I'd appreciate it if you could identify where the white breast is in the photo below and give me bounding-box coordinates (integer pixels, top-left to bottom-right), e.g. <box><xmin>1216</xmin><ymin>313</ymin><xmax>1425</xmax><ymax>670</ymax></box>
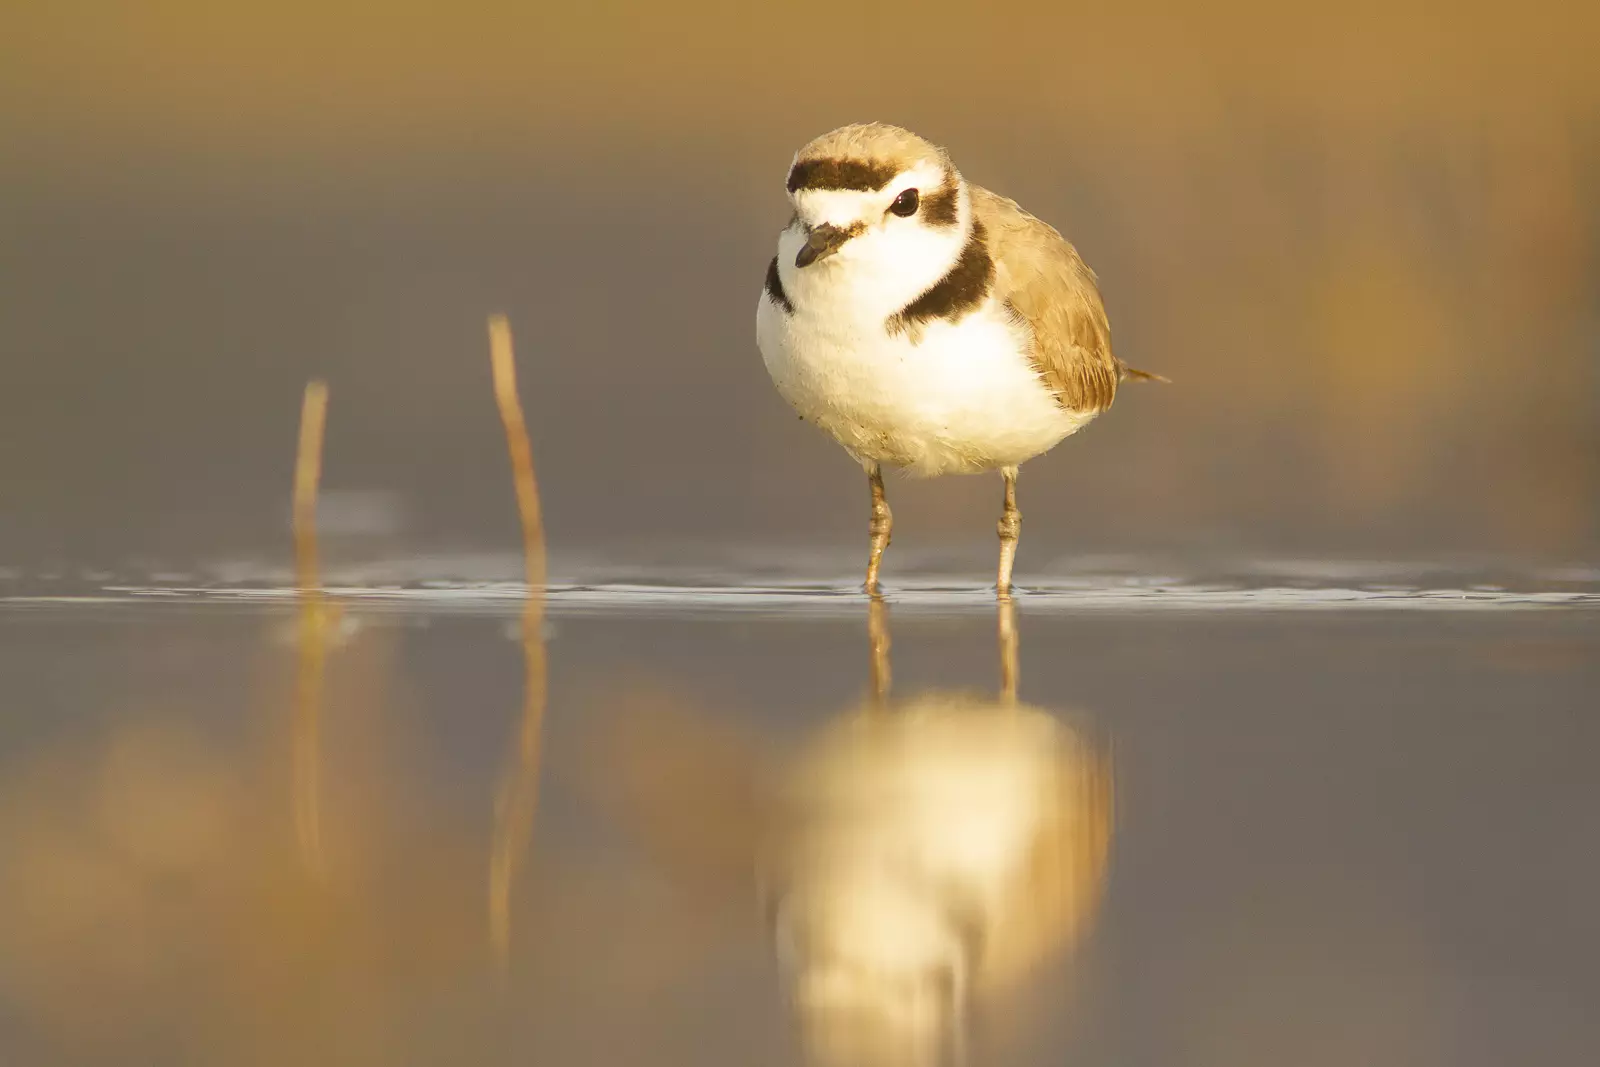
<box><xmin>757</xmin><ymin>251</ymin><xmax>1093</xmax><ymax>478</ymax></box>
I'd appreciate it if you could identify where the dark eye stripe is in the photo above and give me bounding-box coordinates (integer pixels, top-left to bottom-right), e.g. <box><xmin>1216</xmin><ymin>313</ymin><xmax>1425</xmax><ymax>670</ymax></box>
<box><xmin>786</xmin><ymin>157</ymin><xmax>902</xmax><ymax>193</ymax></box>
<box><xmin>919</xmin><ymin>174</ymin><xmax>960</xmax><ymax>227</ymax></box>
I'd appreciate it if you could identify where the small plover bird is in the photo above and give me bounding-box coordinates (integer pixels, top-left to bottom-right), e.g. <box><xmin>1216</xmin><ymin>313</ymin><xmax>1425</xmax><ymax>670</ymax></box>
<box><xmin>757</xmin><ymin>123</ymin><xmax>1164</xmax><ymax>595</ymax></box>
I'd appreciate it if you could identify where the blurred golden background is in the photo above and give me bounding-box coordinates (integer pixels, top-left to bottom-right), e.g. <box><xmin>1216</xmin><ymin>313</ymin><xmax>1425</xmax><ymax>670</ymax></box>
<box><xmin>2</xmin><ymin>1</ymin><xmax>1596</xmax><ymax>564</ymax></box>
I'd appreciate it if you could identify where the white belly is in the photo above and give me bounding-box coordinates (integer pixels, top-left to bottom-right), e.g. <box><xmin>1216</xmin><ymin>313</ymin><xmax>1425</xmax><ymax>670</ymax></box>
<box><xmin>757</xmin><ymin>292</ymin><xmax>1092</xmax><ymax>477</ymax></box>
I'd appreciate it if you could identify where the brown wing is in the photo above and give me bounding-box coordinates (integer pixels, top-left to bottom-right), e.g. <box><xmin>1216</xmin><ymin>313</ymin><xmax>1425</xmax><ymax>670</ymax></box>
<box><xmin>972</xmin><ymin>185</ymin><xmax>1122</xmax><ymax>414</ymax></box>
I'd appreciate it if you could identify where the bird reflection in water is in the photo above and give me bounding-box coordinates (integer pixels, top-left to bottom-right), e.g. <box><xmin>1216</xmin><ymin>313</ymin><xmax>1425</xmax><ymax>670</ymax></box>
<box><xmin>766</xmin><ymin>599</ymin><xmax>1113</xmax><ymax>1066</ymax></box>
<box><xmin>588</xmin><ymin>598</ymin><xmax>1114</xmax><ymax>1067</ymax></box>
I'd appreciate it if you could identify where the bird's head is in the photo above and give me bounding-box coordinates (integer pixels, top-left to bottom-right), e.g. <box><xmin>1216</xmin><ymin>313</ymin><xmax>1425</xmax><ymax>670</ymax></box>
<box><xmin>778</xmin><ymin>123</ymin><xmax>970</xmax><ymax>304</ymax></box>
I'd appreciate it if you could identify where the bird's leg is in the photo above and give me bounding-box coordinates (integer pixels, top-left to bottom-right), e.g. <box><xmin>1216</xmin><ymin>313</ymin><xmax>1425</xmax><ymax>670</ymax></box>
<box><xmin>865</xmin><ymin>464</ymin><xmax>893</xmax><ymax>595</ymax></box>
<box><xmin>996</xmin><ymin>466</ymin><xmax>1021</xmax><ymax>597</ymax></box>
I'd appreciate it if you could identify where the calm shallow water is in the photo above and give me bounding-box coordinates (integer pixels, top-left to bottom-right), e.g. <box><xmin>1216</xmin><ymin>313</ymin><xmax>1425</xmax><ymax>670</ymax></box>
<box><xmin>1</xmin><ymin>565</ymin><xmax>1597</xmax><ymax>1066</ymax></box>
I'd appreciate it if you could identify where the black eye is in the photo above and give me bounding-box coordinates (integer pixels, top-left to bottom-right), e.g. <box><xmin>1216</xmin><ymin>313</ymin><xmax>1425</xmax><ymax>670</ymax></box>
<box><xmin>889</xmin><ymin>188</ymin><xmax>920</xmax><ymax>217</ymax></box>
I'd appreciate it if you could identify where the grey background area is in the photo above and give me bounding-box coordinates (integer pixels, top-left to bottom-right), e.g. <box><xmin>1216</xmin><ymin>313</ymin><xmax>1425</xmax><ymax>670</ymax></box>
<box><xmin>3</xmin><ymin>4</ymin><xmax>1597</xmax><ymax>567</ymax></box>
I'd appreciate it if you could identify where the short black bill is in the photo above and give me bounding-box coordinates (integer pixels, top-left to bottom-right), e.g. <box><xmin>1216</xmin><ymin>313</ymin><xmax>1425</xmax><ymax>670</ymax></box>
<box><xmin>795</xmin><ymin>223</ymin><xmax>853</xmax><ymax>268</ymax></box>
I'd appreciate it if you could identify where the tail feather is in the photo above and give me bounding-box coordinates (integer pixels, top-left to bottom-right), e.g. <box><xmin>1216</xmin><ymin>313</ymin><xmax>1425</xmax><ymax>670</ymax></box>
<box><xmin>1119</xmin><ymin>364</ymin><xmax>1170</xmax><ymax>384</ymax></box>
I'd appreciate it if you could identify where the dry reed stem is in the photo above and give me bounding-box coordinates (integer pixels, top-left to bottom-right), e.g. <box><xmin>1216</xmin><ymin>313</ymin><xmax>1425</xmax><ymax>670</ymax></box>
<box><xmin>292</xmin><ymin>380</ymin><xmax>332</xmax><ymax>877</ymax></box>
<box><xmin>485</xmin><ymin>314</ymin><xmax>549</xmax><ymax>977</ymax></box>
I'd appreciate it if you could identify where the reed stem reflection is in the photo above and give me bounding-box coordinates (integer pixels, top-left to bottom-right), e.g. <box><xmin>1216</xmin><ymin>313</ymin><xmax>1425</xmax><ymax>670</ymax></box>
<box><xmin>485</xmin><ymin>314</ymin><xmax>550</xmax><ymax>978</ymax></box>
<box><xmin>291</xmin><ymin>379</ymin><xmax>332</xmax><ymax>877</ymax></box>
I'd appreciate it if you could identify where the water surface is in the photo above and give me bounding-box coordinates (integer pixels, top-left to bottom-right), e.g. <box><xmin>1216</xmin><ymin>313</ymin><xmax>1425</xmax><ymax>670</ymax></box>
<box><xmin>1</xmin><ymin>564</ymin><xmax>1596</xmax><ymax>1065</ymax></box>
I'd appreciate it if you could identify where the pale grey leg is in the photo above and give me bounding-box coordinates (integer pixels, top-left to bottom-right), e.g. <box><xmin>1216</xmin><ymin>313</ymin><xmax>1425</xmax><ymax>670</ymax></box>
<box><xmin>996</xmin><ymin>466</ymin><xmax>1021</xmax><ymax>597</ymax></box>
<box><xmin>865</xmin><ymin>464</ymin><xmax>893</xmax><ymax>595</ymax></box>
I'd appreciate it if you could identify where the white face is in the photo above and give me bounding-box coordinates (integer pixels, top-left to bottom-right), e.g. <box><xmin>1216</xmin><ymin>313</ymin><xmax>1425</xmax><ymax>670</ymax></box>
<box><xmin>780</xmin><ymin>159</ymin><xmax>969</xmax><ymax>315</ymax></box>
